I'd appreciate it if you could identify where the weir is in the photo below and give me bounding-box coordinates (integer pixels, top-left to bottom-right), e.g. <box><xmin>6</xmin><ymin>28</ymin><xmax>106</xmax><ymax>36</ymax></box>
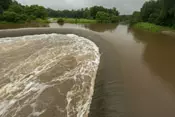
<box><xmin>0</xmin><ymin>28</ymin><xmax>125</xmax><ymax>117</ymax></box>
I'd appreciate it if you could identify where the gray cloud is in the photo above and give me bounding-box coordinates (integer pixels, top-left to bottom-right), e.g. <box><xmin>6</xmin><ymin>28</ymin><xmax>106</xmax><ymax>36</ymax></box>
<box><xmin>16</xmin><ymin>0</ymin><xmax>148</xmax><ymax>14</ymax></box>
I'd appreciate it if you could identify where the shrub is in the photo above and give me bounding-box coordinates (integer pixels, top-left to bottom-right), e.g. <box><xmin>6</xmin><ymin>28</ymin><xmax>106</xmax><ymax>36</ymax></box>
<box><xmin>2</xmin><ymin>11</ymin><xmax>19</xmax><ymax>22</ymax></box>
<box><xmin>110</xmin><ymin>15</ymin><xmax>119</xmax><ymax>23</ymax></box>
<box><xmin>57</xmin><ymin>18</ymin><xmax>64</xmax><ymax>23</ymax></box>
<box><xmin>27</xmin><ymin>15</ymin><xmax>37</xmax><ymax>22</ymax></box>
<box><xmin>96</xmin><ymin>11</ymin><xmax>110</xmax><ymax>23</ymax></box>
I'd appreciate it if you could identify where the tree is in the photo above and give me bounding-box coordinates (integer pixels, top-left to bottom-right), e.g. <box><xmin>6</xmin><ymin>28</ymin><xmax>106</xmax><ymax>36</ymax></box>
<box><xmin>90</xmin><ymin>6</ymin><xmax>107</xmax><ymax>19</ymax></box>
<box><xmin>140</xmin><ymin>0</ymin><xmax>175</xmax><ymax>26</ymax></box>
<box><xmin>25</xmin><ymin>5</ymin><xmax>48</xmax><ymax>19</ymax></box>
<box><xmin>110</xmin><ymin>15</ymin><xmax>119</xmax><ymax>23</ymax></box>
<box><xmin>130</xmin><ymin>11</ymin><xmax>141</xmax><ymax>25</ymax></box>
<box><xmin>83</xmin><ymin>8</ymin><xmax>91</xmax><ymax>19</ymax></box>
<box><xmin>0</xmin><ymin>0</ymin><xmax>12</xmax><ymax>12</ymax></box>
<box><xmin>8</xmin><ymin>1</ymin><xmax>24</xmax><ymax>14</ymax></box>
<box><xmin>2</xmin><ymin>11</ymin><xmax>19</xmax><ymax>22</ymax></box>
<box><xmin>96</xmin><ymin>11</ymin><xmax>110</xmax><ymax>23</ymax></box>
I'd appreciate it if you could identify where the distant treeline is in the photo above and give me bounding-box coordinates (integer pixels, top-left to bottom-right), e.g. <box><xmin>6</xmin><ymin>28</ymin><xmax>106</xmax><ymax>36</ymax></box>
<box><xmin>0</xmin><ymin>0</ymin><xmax>48</xmax><ymax>23</ymax></box>
<box><xmin>130</xmin><ymin>0</ymin><xmax>175</xmax><ymax>28</ymax></box>
<box><xmin>48</xmin><ymin>6</ymin><xmax>120</xmax><ymax>23</ymax></box>
<box><xmin>0</xmin><ymin>0</ymin><xmax>120</xmax><ymax>23</ymax></box>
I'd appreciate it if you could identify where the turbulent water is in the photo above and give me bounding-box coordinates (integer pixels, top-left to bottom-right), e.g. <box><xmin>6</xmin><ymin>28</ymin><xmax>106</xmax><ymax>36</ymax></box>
<box><xmin>0</xmin><ymin>34</ymin><xmax>100</xmax><ymax>117</ymax></box>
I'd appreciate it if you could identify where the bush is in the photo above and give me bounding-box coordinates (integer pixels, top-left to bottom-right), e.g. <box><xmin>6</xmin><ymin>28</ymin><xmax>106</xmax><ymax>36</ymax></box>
<box><xmin>110</xmin><ymin>15</ymin><xmax>119</xmax><ymax>23</ymax></box>
<box><xmin>2</xmin><ymin>11</ymin><xmax>19</xmax><ymax>22</ymax></box>
<box><xmin>134</xmin><ymin>22</ymin><xmax>163</xmax><ymax>32</ymax></box>
<box><xmin>36</xmin><ymin>18</ymin><xmax>49</xmax><ymax>23</ymax></box>
<box><xmin>0</xmin><ymin>14</ymin><xmax>3</xmax><ymax>21</ymax></box>
<box><xmin>57</xmin><ymin>18</ymin><xmax>64</xmax><ymax>23</ymax></box>
<box><xmin>96</xmin><ymin>11</ymin><xmax>110</xmax><ymax>23</ymax></box>
<box><xmin>27</xmin><ymin>15</ymin><xmax>37</xmax><ymax>21</ymax></box>
<box><xmin>2</xmin><ymin>11</ymin><xmax>29</xmax><ymax>22</ymax></box>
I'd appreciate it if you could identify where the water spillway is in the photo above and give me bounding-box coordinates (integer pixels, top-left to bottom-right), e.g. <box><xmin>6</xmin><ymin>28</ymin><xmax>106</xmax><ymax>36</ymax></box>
<box><xmin>0</xmin><ymin>28</ymin><xmax>125</xmax><ymax>117</ymax></box>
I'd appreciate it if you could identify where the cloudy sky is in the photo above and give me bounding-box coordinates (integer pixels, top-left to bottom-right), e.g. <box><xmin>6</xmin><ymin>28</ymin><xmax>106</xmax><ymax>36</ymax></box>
<box><xmin>16</xmin><ymin>0</ymin><xmax>148</xmax><ymax>14</ymax></box>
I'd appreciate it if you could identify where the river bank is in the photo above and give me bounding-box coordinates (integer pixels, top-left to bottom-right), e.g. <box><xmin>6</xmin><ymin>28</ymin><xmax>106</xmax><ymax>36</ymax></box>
<box><xmin>55</xmin><ymin>18</ymin><xmax>97</xmax><ymax>24</ymax></box>
<box><xmin>0</xmin><ymin>19</ymin><xmax>49</xmax><ymax>29</ymax></box>
<box><xmin>133</xmin><ymin>22</ymin><xmax>175</xmax><ymax>37</ymax></box>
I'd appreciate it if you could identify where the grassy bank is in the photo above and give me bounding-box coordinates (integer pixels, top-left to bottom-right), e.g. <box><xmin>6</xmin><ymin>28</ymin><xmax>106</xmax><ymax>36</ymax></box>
<box><xmin>56</xmin><ymin>18</ymin><xmax>97</xmax><ymax>24</ymax></box>
<box><xmin>133</xmin><ymin>22</ymin><xmax>175</xmax><ymax>33</ymax></box>
<box><xmin>0</xmin><ymin>19</ymin><xmax>49</xmax><ymax>29</ymax></box>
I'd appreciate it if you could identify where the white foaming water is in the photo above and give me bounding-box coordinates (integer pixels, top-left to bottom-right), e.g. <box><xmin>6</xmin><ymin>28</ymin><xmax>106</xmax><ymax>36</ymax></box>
<box><xmin>0</xmin><ymin>34</ymin><xmax>100</xmax><ymax>117</ymax></box>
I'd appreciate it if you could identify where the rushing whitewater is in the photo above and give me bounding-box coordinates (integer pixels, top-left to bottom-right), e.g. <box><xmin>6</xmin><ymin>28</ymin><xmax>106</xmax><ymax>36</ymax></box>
<box><xmin>0</xmin><ymin>34</ymin><xmax>100</xmax><ymax>117</ymax></box>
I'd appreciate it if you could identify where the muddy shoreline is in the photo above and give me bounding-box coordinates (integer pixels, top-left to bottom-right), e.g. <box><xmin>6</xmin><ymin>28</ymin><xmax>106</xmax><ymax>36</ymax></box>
<box><xmin>0</xmin><ymin>28</ymin><xmax>125</xmax><ymax>117</ymax></box>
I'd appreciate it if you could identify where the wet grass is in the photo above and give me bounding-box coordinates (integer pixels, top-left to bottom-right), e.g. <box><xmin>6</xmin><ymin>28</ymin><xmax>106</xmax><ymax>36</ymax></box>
<box><xmin>56</xmin><ymin>18</ymin><xmax>97</xmax><ymax>24</ymax></box>
<box><xmin>133</xmin><ymin>22</ymin><xmax>164</xmax><ymax>32</ymax></box>
<box><xmin>133</xmin><ymin>22</ymin><xmax>175</xmax><ymax>33</ymax></box>
<box><xmin>0</xmin><ymin>19</ymin><xmax>49</xmax><ymax>29</ymax></box>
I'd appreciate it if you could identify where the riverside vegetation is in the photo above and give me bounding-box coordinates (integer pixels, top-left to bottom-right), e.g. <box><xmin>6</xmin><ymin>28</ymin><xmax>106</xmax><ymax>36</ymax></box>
<box><xmin>0</xmin><ymin>0</ymin><xmax>120</xmax><ymax>27</ymax></box>
<box><xmin>1</xmin><ymin>0</ymin><xmax>175</xmax><ymax>33</ymax></box>
<box><xmin>128</xmin><ymin>0</ymin><xmax>175</xmax><ymax>32</ymax></box>
<box><xmin>0</xmin><ymin>0</ymin><xmax>49</xmax><ymax>27</ymax></box>
<box><xmin>49</xmin><ymin>6</ymin><xmax>120</xmax><ymax>23</ymax></box>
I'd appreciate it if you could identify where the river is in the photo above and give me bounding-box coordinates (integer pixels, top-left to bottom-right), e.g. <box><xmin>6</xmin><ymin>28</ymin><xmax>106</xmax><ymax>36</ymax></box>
<box><xmin>0</xmin><ymin>23</ymin><xmax>175</xmax><ymax>117</ymax></box>
<box><xmin>50</xmin><ymin>23</ymin><xmax>175</xmax><ymax>117</ymax></box>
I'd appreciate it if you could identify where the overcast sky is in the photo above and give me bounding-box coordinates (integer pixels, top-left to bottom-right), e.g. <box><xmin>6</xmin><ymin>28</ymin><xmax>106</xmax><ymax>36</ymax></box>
<box><xmin>16</xmin><ymin>0</ymin><xmax>148</xmax><ymax>14</ymax></box>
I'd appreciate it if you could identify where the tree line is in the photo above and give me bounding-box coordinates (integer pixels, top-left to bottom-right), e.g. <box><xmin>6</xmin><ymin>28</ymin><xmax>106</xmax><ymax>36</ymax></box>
<box><xmin>0</xmin><ymin>0</ymin><xmax>48</xmax><ymax>23</ymax></box>
<box><xmin>48</xmin><ymin>6</ymin><xmax>120</xmax><ymax>23</ymax></box>
<box><xmin>0</xmin><ymin>0</ymin><xmax>120</xmax><ymax>23</ymax></box>
<box><xmin>131</xmin><ymin>0</ymin><xmax>175</xmax><ymax>28</ymax></box>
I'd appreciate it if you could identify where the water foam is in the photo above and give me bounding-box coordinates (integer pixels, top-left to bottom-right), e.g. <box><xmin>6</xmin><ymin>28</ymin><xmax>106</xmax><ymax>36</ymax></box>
<box><xmin>0</xmin><ymin>34</ymin><xmax>100</xmax><ymax>117</ymax></box>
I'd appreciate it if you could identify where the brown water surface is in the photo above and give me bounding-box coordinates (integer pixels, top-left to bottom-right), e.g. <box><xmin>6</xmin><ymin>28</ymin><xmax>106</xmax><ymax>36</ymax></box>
<box><xmin>1</xmin><ymin>23</ymin><xmax>175</xmax><ymax>117</ymax></box>
<box><xmin>49</xmin><ymin>23</ymin><xmax>175</xmax><ymax>117</ymax></box>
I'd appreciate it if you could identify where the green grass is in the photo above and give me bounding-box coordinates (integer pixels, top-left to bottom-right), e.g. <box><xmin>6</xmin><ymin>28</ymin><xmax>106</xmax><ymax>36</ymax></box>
<box><xmin>57</xmin><ymin>18</ymin><xmax>97</xmax><ymax>24</ymax></box>
<box><xmin>35</xmin><ymin>18</ymin><xmax>50</xmax><ymax>24</ymax></box>
<box><xmin>0</xmin><ymin>19</ymin><xmax>50</xmax><ymax>29</ymax></box>
<box><xmin>0</xmin><ymin>18</ymin><xmax>50</xmax><ymax>24</ymax></box>
<box><xmin>133</xmin><ymin>22</ymin><xmax>164</xmax><ymax>32</ymax></box>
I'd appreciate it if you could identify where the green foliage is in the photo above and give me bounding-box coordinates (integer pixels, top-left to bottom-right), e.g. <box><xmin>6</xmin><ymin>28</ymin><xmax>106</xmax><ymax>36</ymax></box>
<box><xmin>2</xmin><ymin>11</ymin><xmax>19</xmax><ymax>22</ymax></box>
<box><xmin>47</xmin><ymin>6</ymin><xmax>119</xmax><ymax>21</ymax></box>
<box><xmin>119</xmin><ymin>15</ymin><xmax>132</xmax><ymax>23</ymax></box>
<box><xmin>96</xmin><ymin>11</ymin><xmax>110</xmax><ymax>23</ymax></box>
<box><xmin>35</xmin><ymin>18</ymin><xmax>49</xmax><ymax>23</ymax></box>
<box><xmin>56</xmin><ymin>18</ymin><xmax>96</xmax><ymax>23</ymax></box>
<box><xmin>0</xmin><ymin>1</ymin><xmax>48</xmax><ymax>23</ymax></box>
<box><xmin>134</xmin><ymin>22</ymin><xmax>164</xmax><ymax>32</ymax></box>
<box><xmin>96</xmin><ymin>11</ymin><xmax>119</xmax><ymax>23</ymax></box>
<box><xmin>130</xmin><ymin>11</ymin><xmax>141</xmax><ymax>25</ymax></box>
<box><xmin>8</xmin><ymin>1</ymin><xmax>24</xmax><ymax>14</ymax></box>
<box><xmin>90</xmin><ymin>6</ymin><xmax>108</xmax><ymax>19</ymax></box>
<box><xmin>57</xmin><ymin>18</ymin><xmax>64</xmax><ymax>23</ymax></box>
<box><xmin>139</xmin><ymin>0</ymin><xmax>175</xmax><ymax>27</ymax></box>
<box><xmin>110</xmin><ymin>15</ymin><xmax>119</xmax><ymax>23</ymax></box>
<box><xmin>25</xmin><ymin>5</ymin><xmax>48</xmax><ymax>19</ymax></box>
<box><xmin>0</xmin><ymin>0</ymin><xmax>12</xmax><ymax>11</ymax></box>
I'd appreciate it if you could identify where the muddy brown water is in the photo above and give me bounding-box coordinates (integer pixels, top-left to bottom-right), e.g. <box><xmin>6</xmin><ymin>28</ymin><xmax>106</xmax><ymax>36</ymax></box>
<box><xmin>0</xmin><ymin>23</ymin><xmax>175</xmax><ymax>117</ymax></box>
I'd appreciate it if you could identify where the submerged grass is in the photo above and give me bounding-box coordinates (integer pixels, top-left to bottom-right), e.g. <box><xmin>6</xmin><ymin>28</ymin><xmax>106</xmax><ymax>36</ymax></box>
<box><xmin>133</xmin><ymin>22</ymin><xmax>175</xmax><ymax>33</ymax></box>
<box><xmin>57</xmin><ymin>18</ymin><xmax>97</xmax><ymax>24</ymax></box>
<box><xmin>0</xmin><ymin>19</ymin><xmax>49</xmax><ymax>29</ymax></box>
<box><xmin>133</xmin><ymin>22</ymin><xmax>164</xmax><ymax>32</ymax></box>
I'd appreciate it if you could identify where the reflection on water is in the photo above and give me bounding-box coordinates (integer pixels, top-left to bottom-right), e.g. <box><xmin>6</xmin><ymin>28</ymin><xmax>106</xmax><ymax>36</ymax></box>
<box><xmin>84</xmin><ymin>23</ymin><xmax>118</xmax><ymax>32</ymax></box>
<box><xmin>131</xmin><ymin>29</ymin><xmax>175</xmax><ymax>90</ymax></box>
<box><xmin>61</xmin><ymin>23</ymin><xmax>175</xmax><ymax>117</ymax></box>
<box><xmin>49</xmin><ymin>23</ymin><xmax>118</xmax><ymax>32</ymax></box>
